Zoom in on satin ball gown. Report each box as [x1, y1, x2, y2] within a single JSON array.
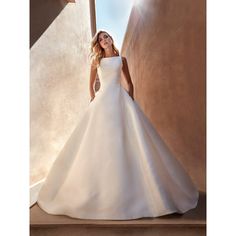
[[37, 56, 199, 220]]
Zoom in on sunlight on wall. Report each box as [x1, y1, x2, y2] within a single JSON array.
[[30, 1, 92, 186]]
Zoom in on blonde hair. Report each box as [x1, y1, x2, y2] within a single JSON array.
[[89, 30, 119, 68]]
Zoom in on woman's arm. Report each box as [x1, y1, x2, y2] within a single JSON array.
[[89, 61, 97, 102], [121, 57, 134, 100]]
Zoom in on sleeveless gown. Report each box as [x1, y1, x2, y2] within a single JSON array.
[[37, 56, 199, 220]]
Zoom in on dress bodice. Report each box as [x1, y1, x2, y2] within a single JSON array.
[[97, 56, 122, 90]]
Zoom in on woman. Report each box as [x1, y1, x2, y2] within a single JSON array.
[[37, 30, 199, 220], [89, 31, 134, 102]]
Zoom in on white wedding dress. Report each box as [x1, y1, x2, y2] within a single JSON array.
[[37, 56, 199, 220]]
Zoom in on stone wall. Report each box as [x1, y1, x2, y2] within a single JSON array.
[[30, 0, 93, 185], [121, 0, 206, 191]]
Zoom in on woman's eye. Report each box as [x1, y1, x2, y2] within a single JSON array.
[[104, 35, 108, 38]]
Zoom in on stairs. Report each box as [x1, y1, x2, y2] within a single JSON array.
[[30, 191, 206, 236]]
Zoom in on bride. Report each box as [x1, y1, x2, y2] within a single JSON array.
[[36, 30, 199, 220], [89, 30, 134, 102]]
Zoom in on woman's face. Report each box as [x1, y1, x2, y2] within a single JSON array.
[[98, 32, 113, 49]]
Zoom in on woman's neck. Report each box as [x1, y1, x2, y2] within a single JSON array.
[[104, 47, 116, 57]]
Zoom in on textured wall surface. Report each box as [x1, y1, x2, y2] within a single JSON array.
[[121, 0, 206, 191], [30, 1, 92, 185]]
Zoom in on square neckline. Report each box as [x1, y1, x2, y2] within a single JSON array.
[[102, 56, 121, 59]]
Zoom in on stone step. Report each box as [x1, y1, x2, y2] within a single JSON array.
[[30, 191, 206, 236]]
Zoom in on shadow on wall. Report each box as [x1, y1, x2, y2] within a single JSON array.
[[30, 0, 70, 47]]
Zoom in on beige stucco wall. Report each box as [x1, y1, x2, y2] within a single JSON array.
[[122, 0, 206, 191], [30, 1, 93, 185]]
